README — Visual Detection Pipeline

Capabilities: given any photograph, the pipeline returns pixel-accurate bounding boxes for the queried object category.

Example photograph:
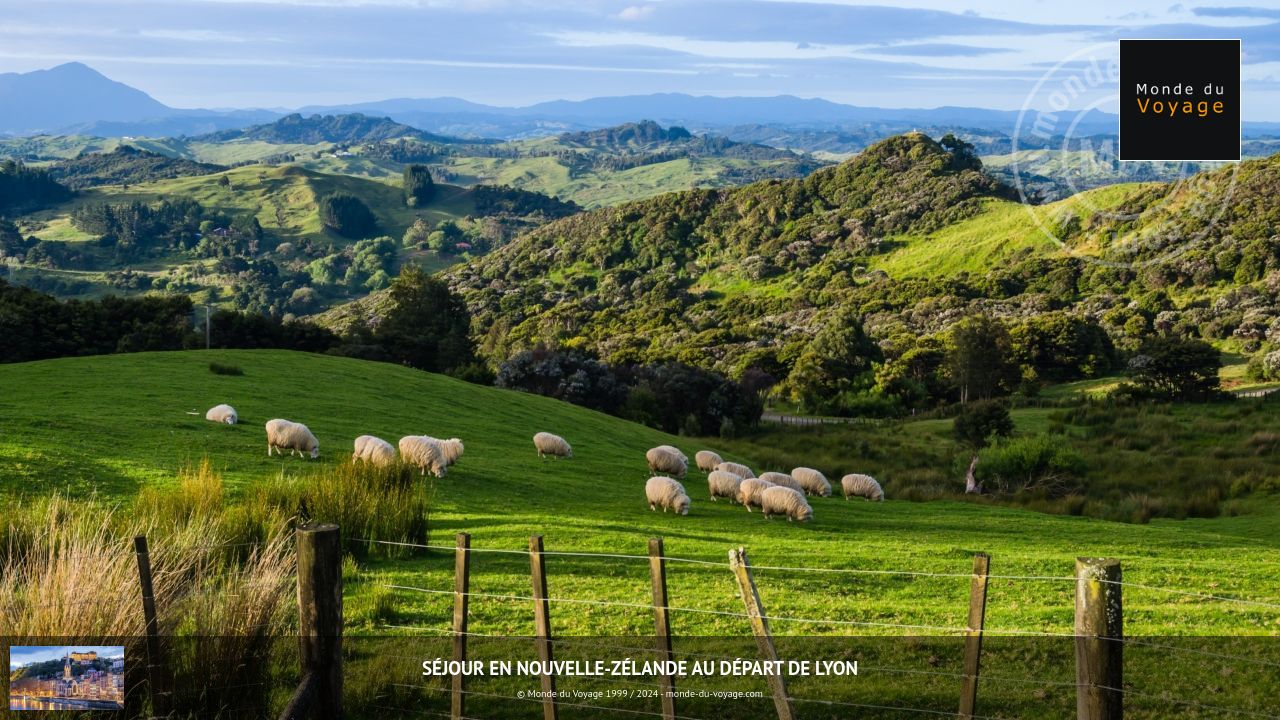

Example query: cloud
[618,5,654,21]
[868,43,1015,57]
[1192,6,1280,19]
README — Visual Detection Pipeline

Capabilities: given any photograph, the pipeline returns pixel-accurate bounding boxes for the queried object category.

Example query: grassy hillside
[1,349,1278,645]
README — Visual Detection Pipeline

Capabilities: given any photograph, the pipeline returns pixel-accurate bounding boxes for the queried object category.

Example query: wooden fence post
[295,523,343,720]
[958,552,990,719]
[729,547,795,720]
[648,538,677,720]
[452,533,471,720]
[1075,558,1122,720]
[134,535,169,717]
[529,535,558,720]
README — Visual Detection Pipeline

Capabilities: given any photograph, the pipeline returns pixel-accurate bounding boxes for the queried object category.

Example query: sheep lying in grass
[533,432,573,459]
[265,419,319,459]
[737,477,776,512]
[206,404,238,425]
[645,476,691,515]
[353,435,396,467]
[695,450,723,473]
[647,446,688,478]
[707,470,743,503]
[716,461,755,479]
[760,486,813,522]
[841,473,884,502]
[791,467,832,497]
[759,471,804,493]
[439,438,465,466]
[399,435,449,477]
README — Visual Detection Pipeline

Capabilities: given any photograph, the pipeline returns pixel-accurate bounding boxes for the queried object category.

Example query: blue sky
[9,646,125,670]
[0,1,1278,117]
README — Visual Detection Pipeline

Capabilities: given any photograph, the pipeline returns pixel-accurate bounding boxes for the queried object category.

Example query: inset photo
[9,646,125,711]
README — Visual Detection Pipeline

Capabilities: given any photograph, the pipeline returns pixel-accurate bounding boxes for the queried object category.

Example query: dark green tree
[787,307,881,412]
[1127,336,1221,401]
[403,164,435,207]
[373,265,476,372]
[944,314,1020,403]
[318,192,377,239]
[953,399,1014,493]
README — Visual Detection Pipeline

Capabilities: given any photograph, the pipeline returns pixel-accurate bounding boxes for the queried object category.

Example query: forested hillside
[447,132,1280,414]
[49,145,225,189]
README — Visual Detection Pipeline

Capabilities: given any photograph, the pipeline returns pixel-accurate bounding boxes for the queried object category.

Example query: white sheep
[265,419,319,459]
[759,471,803,493]
[439,438,465,466]
[533,432,573,459]
[656,445,689,463]
[353,435,396,467]
[760,486,813,522]
[695,450,723,473]
[399,435,448,477]
[707,470,743,503]
[791,467,832,497]
[646,446,688,478]
[645,476,691,515]
[205,404,238,425]
[737,477,776,512]
[841,473,884,502]
[716,461,756,479]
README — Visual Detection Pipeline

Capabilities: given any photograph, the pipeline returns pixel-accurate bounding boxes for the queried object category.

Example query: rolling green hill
[0,348,1277,647]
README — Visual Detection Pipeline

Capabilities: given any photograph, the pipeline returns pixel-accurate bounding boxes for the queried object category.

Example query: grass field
[1,349,1278,643]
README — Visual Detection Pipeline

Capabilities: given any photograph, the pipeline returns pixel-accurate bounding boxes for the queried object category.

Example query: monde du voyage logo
[1120,39,1241,161]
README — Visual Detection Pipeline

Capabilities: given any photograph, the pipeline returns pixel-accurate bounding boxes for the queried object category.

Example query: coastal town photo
[9,646,125,711]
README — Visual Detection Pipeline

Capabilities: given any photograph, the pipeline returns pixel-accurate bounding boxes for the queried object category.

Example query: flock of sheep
[203,407,882,524]
[641,446,883,523]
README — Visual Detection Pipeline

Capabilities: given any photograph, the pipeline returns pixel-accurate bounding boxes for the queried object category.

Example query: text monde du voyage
[422,658,860,678]
[1134,82,1230,118]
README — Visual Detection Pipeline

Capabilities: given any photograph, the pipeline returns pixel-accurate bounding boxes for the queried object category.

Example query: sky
[0,0,1278,117]
[9,646,125,670]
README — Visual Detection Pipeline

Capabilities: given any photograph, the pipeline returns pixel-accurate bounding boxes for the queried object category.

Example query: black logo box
[1119,39,1241,162]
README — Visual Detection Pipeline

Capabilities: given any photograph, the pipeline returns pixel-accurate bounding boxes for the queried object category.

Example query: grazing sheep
[399,435,449,477]
[205,404,238,425]
[695,450,723,473]
[841,474,884,502]
[737,477,776,512]
[439,438,465,466]
[707,470,743,503]
[265,419,319,459]
[759,471,803,493]
[645,476,691,515]
[760,486,814,522]
[533,432,573,459]
[646,446,688,478]
[353,435,396,467]
[716,461,756,479]
[791,467,832,497]
[656,445,689,463]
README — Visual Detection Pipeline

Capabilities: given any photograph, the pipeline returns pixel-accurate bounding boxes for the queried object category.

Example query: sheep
[439,438,465,466]
[707,470,743,503]
[716,461,756,479]
[695,450,723,473]
[265,419,319,459]
[646,446,688,478]
[399,435,449,477]
[841,473,885,502]
[760,486,813,522]
[533,432,573,459]
[656,445,689,463]
[737,477,776,512]
[205,404,238,425]
[645,476,691,515]
[791,467,832,497]
[759,471,803,493]
[353,435,396,467]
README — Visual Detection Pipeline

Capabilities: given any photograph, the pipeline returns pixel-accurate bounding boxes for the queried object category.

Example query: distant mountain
[195,113,471,145]
[61,110,283,139]
[560,120,694,148]
[0,63,173,134]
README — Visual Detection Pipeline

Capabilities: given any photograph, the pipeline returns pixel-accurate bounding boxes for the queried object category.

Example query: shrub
[318,191,378,239]
[971,435,1087,496]
[209,361,244,376]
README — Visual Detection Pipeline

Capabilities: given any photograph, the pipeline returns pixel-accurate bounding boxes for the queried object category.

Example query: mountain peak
[0,62,172,134]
